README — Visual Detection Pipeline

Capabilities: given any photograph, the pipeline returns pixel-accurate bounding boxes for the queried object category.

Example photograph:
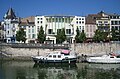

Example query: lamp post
[107,33,112,53]
[107,33,112,43]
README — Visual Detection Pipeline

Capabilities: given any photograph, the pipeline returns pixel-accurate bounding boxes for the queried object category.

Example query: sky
[0,0,120,21]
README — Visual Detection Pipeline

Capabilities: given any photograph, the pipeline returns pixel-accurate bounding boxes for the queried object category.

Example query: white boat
[32,49,77,64]
[87,53,120,64]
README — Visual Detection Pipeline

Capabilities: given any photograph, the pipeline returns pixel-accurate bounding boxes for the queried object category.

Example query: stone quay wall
[72,43,120,56]
[1,43,120,60]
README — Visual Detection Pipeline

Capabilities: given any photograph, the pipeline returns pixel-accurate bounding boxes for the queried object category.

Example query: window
[29,29,31,33]
[82,26,84,30]
[65,18,67,23]
[110,56,114,58]
[82,18,84,20]
[79,26,81,30]
[48,29,53,34]
[53,55,56,58]
[24,26,26,29]
[58,55,61,58]
[55,18,58,22]
[32,34,35,38]
[82,21,84,24]
[98,21,102,23]
[111,21,114,25]
[79,21,81,24]
[37,18,39,20]
[115,26,118,30]
[37,21,39,24]
[76,18,78,20]
[76,21,78,24]
[66,29,71,34]
[37,26,39,32]
[49,55,52,58]
[41,18,42,20]
[79,18,81,20]
[52,18,55,22]
[40,21,42,23]
[104,21,108,24]
[62,18,64,22]
[7,31,9,34]
[32,29,34,33]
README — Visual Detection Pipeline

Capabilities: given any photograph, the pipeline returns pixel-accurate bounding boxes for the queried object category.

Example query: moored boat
[32,49,77,64]
[87,53,120,64]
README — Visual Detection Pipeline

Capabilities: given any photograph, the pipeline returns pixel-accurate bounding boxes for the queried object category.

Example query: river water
[0,61,120,79]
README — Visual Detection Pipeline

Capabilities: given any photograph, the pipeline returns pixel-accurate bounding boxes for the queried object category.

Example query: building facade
[110,14,120,31]
[2,8,120,43]
[35,15,85,43]
[2,8,19,43]
[96,11,110,32]
[0,22,4,41]
[85,14,97,39]
[19,16,36,43]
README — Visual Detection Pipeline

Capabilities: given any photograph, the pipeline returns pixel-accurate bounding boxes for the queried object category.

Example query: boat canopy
[61,50,70,54]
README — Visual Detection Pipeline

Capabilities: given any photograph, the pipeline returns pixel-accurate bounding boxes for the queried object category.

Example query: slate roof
[5,8,16,19]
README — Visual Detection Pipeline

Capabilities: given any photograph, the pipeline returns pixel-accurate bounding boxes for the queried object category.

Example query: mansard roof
[19,16,35,26]
[4,8,16,19]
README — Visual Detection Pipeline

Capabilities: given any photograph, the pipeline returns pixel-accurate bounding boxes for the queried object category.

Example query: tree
[79,30,86,43]
[75,27,86,43]
[111,28,120,41]
[93,30,102,42]
[16,28,26,43]
[56,28,66,44]
[93,29,109,42]
[37,26,46,43]
[75,27,80,43]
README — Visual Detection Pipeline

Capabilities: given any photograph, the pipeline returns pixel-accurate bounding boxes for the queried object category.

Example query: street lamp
[107,33,112,43]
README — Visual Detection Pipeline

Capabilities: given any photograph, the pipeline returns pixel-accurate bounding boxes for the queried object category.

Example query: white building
[2,8,19,43]
[35,15,85,44]
[19,16,36,43]
[110,14,120,31]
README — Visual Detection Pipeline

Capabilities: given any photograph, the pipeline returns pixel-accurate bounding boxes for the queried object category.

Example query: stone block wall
[1,43,120,57]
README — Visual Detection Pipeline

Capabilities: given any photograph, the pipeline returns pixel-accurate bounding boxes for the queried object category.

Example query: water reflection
[0,61,120,79]
[33,63,77,79]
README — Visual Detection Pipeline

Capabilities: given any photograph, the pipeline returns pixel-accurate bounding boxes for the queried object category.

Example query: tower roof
[4,8,16,19]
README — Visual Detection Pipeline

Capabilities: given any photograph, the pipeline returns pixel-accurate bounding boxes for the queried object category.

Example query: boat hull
[87,58,120,64]
[32,57,77,64]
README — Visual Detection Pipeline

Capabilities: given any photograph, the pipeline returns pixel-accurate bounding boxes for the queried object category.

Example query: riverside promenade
[0,42,120,60]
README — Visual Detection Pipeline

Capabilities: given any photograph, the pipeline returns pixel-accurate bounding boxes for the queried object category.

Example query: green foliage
[56,28,66,44]
[111,28,120,41]
[79,30,86,42]
[93,30,109,42]
[16,28,26,43]
[37,26,46,43]
[75,27,86,43]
